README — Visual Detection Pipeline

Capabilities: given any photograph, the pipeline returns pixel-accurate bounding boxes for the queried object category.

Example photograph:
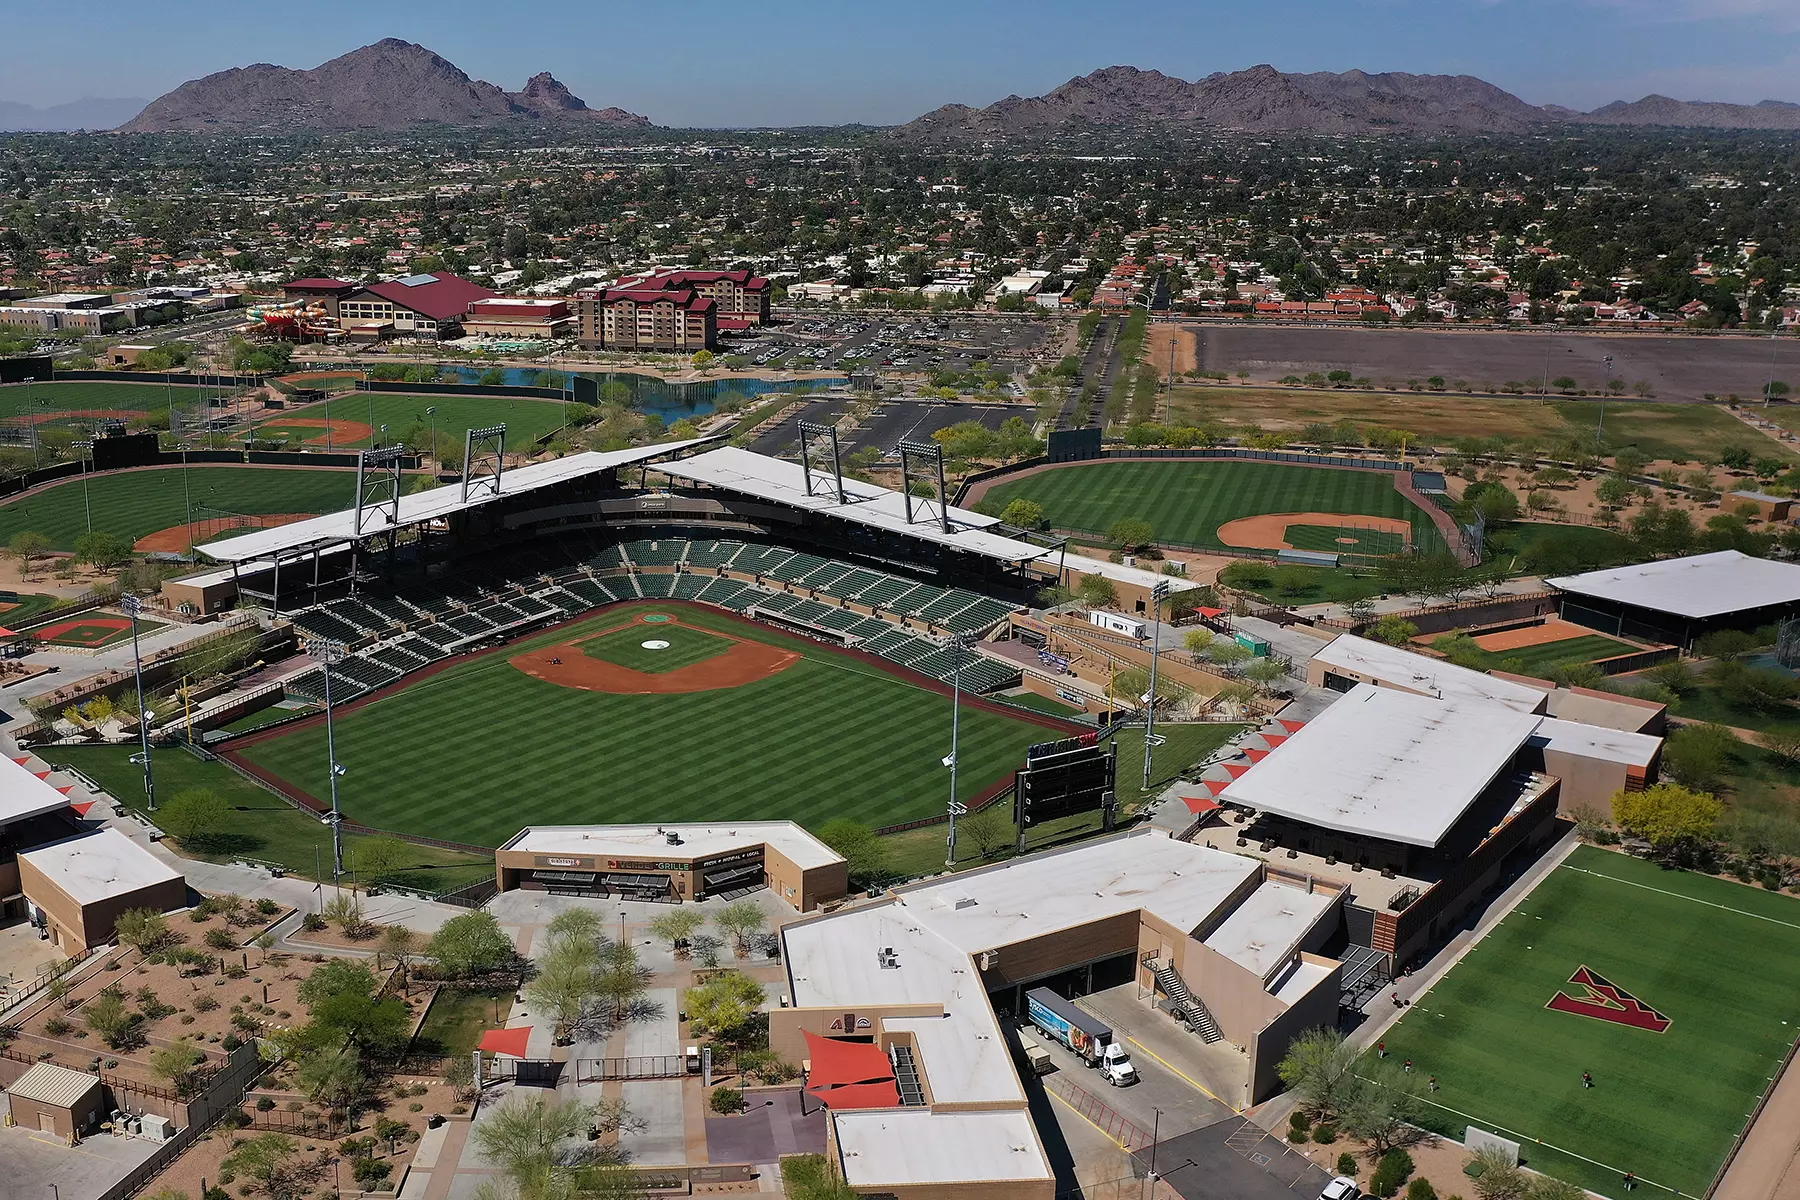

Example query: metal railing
[1043,1071,1154,1151]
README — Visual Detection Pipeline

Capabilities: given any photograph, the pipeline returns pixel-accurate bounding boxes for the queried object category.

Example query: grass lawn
[217,703,319,734]
[1453,632,1639,676]
[414,986,513,1058]
[45,744,494,892]
[992,691,1088,718]
[0,380,230,420]
[0,465,361,550]
[1218,561,1388,605]
[0,591,61,626]
[982,460,1437,552]
[285,392,572,449]
[1667,685,1800,738]
[1283,523,1408,557]
[579,621,732,673]
[234,602,1067,846]
[1384,845,1800,1196]
[877,722,1244,880]
[1549,400,1789,464]
[1483,522,1641,575]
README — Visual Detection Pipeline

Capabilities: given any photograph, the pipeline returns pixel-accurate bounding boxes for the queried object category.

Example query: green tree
[715,900,767,956]
[1662,722,1738,792]
[691,350,715,369]
[113,907,173,956]
[472,1094,634,1200]
[1077,573,1119,608]
[1107,516,1156,551]
[1338,1057,1425,1155]
[1467,1147,1528,1200]
[998,498,1047,530]
[427,911,518,979]
[1183,628,1215,654]
[84,987,143,1049]
[1612,781,1724,855]
[7,530,50,571]
[352,836,411,882]
[158,788,233,851]
[595,938,651,1020]
[817,818,889,886]
[1276,1027,1360,1120]
[686,970,767,1044]
[223,1134,317,1200]
[959,803,1014,859]
[648,909,705,955]
[1367,616,1420,647]
[74,530,133,569]
[293,1043,367,1109]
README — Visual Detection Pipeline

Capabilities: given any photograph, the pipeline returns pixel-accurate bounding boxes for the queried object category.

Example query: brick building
[613,268,771,328]
[574,285,716,351]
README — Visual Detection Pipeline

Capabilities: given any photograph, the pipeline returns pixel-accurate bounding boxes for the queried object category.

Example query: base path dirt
[1146,323,1197,376]
[1472,618,1595,652]
[255,416,375,445]
[135,512,316,553]
[1215,510,1413,552]
[511,614,801,694]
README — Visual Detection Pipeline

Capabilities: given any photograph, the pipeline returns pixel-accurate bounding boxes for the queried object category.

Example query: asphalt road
[1184,323,1794,400]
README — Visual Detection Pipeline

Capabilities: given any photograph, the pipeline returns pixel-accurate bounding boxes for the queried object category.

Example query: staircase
[1145,955,1223,1043]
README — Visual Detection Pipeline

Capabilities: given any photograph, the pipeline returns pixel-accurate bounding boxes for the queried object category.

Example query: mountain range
[0,96,147,132]
[118,39,650,133]
[897,64,1800,139]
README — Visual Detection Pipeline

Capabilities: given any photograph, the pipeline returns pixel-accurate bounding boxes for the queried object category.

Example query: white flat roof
[655,445,1059,567]
[201,440,710,563]
[21,828,183,906]
[0,756,73,826]
[1314,634,1548,713]
[1202,881,1337,982]
[834,1109,1051,1188]
[1547,550,1800,620]
[1530,716,1662,768]
[501,822,843,870]
[1222,685,1543,848]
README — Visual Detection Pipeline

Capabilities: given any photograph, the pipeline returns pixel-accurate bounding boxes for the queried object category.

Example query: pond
[434,366,848,422]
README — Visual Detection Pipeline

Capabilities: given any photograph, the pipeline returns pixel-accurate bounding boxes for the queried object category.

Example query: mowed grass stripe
[287,393,571,448]
[1384,845,1800,1195]
[0,380,228,419]
[239,603,1055,843]
[0,465,365,550]
[983,460,1434,551]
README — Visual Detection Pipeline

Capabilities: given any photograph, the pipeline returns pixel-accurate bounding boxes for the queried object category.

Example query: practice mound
[1216,511,1414,553]
[35,615,149,648]
[253,417,374,446]
[511,612,799,694]
[135,513,316,553]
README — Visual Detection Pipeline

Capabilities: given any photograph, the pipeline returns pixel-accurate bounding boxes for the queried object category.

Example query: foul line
[1413,1092,1680,1196]
[1563,864,1800,932]
[1125,1036,1242,1113]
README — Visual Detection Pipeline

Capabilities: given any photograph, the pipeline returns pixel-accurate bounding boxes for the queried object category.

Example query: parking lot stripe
[1125,1035,1242,1112]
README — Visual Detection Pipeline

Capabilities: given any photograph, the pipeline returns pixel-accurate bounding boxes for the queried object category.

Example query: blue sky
[6,0,1798,126]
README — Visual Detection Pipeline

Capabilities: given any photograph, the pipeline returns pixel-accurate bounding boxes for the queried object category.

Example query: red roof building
[281,277,357,318]
[338,273,497,339]
[574,286,716,353]
[614,268,770,325]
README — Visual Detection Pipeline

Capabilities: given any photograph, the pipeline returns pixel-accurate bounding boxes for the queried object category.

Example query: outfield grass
[235,602,1066,845]
[46,745,494,892]
[1218,560,1388,605]
[0,380,231,420]
[1385,845,1800,1196]
[286,392,572,449]
[0,465,361,550]
[1483,522,1641,575]
[0,591,60,625]
[982,460,1437,552]
[1456,632,1639,676]
[580,622,731,673]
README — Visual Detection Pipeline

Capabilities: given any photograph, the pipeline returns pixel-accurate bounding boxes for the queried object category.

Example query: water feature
[433,365,847,422]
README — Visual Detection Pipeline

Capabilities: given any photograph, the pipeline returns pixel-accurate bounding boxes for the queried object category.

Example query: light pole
[1143,581,1169,791]
[312,638,349,883]
[944,632,968,868]
[73,439,93,534]
[179,440,195,558]
[20,377,35,467]
[1766,333,1780,408]
[1599,354,1613,444]
[121,594,155,812]
[1147,1107,1162,1181]
[426,406,438,467]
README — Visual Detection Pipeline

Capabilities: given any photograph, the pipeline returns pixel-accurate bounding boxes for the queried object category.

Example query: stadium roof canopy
[1220,683,1543,848]
[654,446,1057,566]
[1546,550,1800,620]
[200,440,711,564]
[0,755,71,827]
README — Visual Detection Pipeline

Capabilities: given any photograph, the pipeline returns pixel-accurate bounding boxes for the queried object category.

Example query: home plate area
[508,612,800,694]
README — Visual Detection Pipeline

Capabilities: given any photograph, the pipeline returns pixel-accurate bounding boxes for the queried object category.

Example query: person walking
[1403,1059,1413,1074]
[1428,1075,1437,1092]
[1377,1041,1387,1059]
[1582,1071,1593,1089]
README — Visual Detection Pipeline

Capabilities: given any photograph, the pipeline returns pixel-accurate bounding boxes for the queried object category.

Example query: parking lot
[750,397,1027,459]
[728,313,1057,380]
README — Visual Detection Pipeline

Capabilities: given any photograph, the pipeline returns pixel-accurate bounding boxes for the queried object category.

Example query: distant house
[337,272,497,340]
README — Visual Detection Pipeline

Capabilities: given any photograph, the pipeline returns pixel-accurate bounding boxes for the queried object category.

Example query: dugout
[1547,550,1800,649]
[496,823,848,911]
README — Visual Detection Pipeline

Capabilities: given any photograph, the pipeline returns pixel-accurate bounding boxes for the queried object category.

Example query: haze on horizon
[1,0,1797,129]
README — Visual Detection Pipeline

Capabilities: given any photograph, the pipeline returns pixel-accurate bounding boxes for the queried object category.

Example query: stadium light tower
[312,638,349,883]
[944,632,970,868]
[1143,581,1170,791]
[73,439,93,534]
[121,594,155,812]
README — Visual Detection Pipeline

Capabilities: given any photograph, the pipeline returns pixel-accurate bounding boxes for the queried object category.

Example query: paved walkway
[1715,1047,1800,1200]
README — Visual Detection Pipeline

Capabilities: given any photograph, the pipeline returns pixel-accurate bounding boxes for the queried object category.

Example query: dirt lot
[1178,323,1799,401]
[1147,323,1198,377]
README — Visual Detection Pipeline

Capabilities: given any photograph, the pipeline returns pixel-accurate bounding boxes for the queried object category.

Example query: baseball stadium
[174,433,1166,873]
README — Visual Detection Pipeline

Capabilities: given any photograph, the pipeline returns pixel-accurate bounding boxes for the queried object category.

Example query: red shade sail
[803,1031,895,1088]
[810,1079,902,1110]
[1223,763,1253,778]
[1243,748,1271,763]
[1278,719,1308,733]
[478,1026,532,1058]
[1201,779,1232,796]
[1260,733,1289,748]
[1181,795,1222,815]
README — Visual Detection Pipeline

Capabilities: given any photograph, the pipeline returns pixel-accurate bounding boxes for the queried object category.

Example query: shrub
[1338,1153,1358,1177]
[353,1159,392,1187]
[1290,1110,1311,1133]
[710,1086,745,1115]
[1370,1147,1415,1197]
[1313,1123,1337,1144]
[44,1015,72,1037]
[1405,1179,1437,1200]
[256,1097,276,1111]
[205,928,237,950]
[301,913,327,933]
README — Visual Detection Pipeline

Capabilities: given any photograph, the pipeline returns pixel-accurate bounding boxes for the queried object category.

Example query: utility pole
[1143,581,1169,791]
[1766,333,1780,408]
[944,633,968,868]
[121,595,155,812]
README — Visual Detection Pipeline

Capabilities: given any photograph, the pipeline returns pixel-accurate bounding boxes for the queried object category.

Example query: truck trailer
[1026,987,1137,1085]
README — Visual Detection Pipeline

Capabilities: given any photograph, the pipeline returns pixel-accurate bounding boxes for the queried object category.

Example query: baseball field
[0,380,234,422]
[1383,846,1800,1196]
[269,392,573,449]
[975,459,1442,553]
[0,465,363,550]
[230,602,1067,846]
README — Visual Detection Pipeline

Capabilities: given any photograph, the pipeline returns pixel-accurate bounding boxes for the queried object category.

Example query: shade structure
[1201,779,1231,797]
[1196,607,1225,618]
[803,1030,895,1088]
[1181,794,1222,815]
[1243,748,1271,763]
[1277,719,1308,733]
[1260,733,1289,748]
[1223,762,1253,779]
[810,1079,902,1110]
[478,1026,533,1058]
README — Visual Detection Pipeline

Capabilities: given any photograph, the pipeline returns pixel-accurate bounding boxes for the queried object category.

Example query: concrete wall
[1539,748,1629,819]
[1248,954,1343,1103]
[767,1003,944,1065]
[980,911,1141,990]
[763,844,849,913]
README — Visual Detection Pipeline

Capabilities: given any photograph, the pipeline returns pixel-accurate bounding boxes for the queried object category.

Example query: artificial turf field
[232,601,1066,846]
[35,615,158,648]
[1462,633,1639,676]
[0,465,366,550]
[979,460,1440,552]
[1383,845,1800,1196]
[279,392,572,448]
